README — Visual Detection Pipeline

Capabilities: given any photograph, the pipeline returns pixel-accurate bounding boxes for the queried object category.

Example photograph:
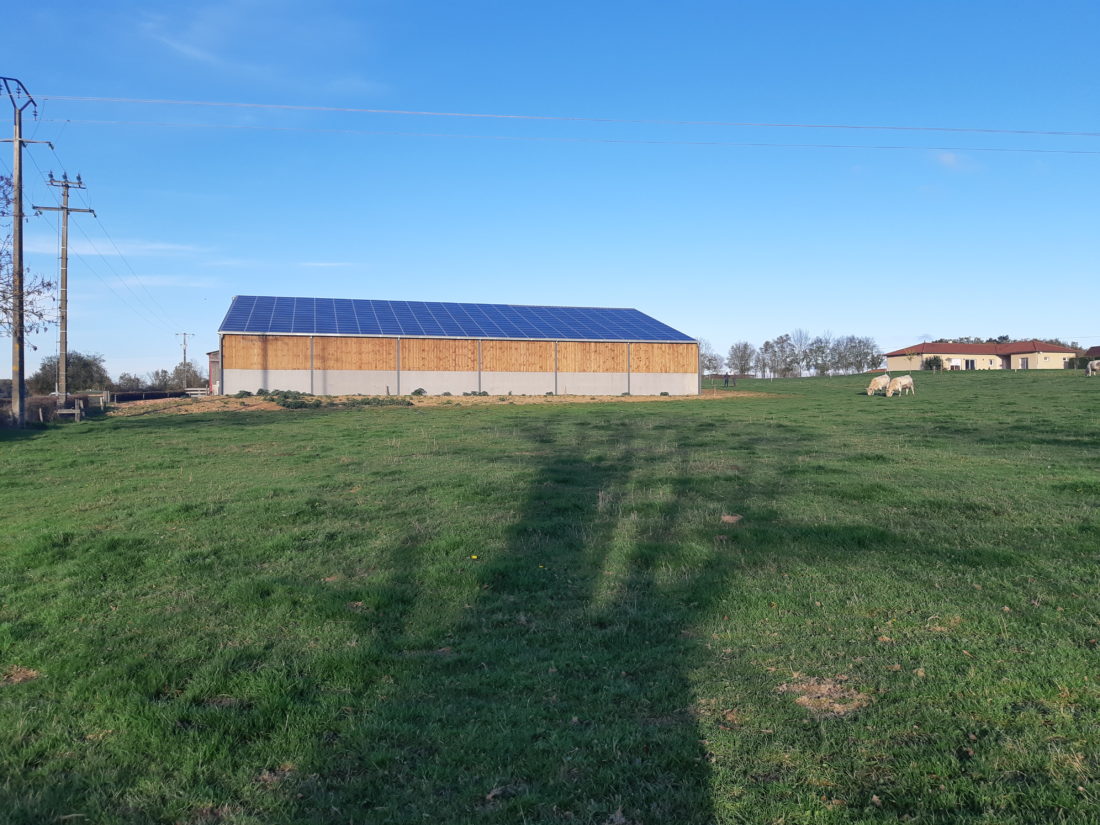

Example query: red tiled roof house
[885,340,1077,372]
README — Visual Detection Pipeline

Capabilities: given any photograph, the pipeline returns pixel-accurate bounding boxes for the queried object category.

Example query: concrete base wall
[223,368,699,396]
[630,372,699,396]
[223,368,312,394]
[557,372,629,396]
[314,370,399,396]
[399,371,480,396]
[481,371,555,395]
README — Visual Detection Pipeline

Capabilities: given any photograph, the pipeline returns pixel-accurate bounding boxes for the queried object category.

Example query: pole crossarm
[32,205,95,215]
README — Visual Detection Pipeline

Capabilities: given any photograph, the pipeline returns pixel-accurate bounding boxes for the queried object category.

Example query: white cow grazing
[1087,360,1100,377]
[886,375,915,397]
[866,373,890,395]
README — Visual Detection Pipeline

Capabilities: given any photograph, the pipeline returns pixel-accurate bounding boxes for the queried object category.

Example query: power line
[28,199,167,333]
[24,154,174,332]
[37,118,1100,157]
[25,148,179,329]
[47,143,180,328]
[36,94,1100,138]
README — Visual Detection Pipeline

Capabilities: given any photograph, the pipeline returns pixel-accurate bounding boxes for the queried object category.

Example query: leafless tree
[790,328,812,376]
[726,341,757,375]
[697,338,724,374]
[1,175,55,336]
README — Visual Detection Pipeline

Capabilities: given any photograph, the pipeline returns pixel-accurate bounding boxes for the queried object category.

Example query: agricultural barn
[217,296,700,396]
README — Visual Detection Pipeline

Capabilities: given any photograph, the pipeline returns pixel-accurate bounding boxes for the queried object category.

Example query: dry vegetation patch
[777,675,871,718]
[108,396,283,417]
[1,665,40,686]
[107,391,777,417]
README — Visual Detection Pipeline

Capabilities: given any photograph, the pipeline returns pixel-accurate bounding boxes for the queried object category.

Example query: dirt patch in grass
[108,397,283,417]
[1,665,40,686]
[777,675,871,718]
[256,763,296,786]
[107,391,778,418]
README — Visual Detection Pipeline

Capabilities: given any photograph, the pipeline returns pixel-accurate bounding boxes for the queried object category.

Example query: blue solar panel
[218,296,694,342]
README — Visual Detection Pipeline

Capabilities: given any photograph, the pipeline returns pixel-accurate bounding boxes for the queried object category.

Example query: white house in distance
[885,340,1078,372]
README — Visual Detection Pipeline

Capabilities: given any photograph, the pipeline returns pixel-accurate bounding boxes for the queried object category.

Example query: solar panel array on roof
[219,296,694,342]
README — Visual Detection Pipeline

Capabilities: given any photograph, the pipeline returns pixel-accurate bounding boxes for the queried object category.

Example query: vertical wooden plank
[401,338,478,371]
[480,340,555,372]
[313,337,397,370]
[557,341,628,372]
[630,342,699,373]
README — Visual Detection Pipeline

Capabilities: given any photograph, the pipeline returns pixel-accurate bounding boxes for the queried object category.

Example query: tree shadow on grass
[280,415,747,824]
[10,406,1093,823]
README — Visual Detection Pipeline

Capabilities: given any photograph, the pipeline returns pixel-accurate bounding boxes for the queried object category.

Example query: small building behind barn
[207,350,221,395]
[217,296,699,396]
[885,340,1078,372]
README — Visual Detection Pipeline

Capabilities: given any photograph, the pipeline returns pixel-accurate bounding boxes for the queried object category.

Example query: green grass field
[2,371,1098,824]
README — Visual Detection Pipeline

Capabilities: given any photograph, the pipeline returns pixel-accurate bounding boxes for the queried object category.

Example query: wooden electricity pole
[33,173,94,401]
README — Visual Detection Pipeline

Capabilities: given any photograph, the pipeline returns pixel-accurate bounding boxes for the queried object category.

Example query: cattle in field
[1087,360,1100,377]
[886,375,915,396]
[866,374,890,395]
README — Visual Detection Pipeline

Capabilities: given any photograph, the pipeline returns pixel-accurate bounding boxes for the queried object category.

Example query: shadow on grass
[0,422,56,443]
[278,416,743,824]
[8,405,1093,823]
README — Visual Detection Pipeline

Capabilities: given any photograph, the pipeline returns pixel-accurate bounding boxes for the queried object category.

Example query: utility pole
[2,77,51,426]
[33,173,94,402]
[177,332,194,368]
[2,78,35,426]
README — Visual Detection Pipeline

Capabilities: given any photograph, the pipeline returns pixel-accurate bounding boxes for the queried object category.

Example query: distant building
[207,351,221,395]
[885,340,1077,372]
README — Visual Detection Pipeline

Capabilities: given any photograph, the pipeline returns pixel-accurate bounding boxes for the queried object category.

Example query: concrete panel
[223,368,311,394]
[314,370,399,396]
[479,371,555,396]
[400,371,481,396]
[224,368,699,397]
[556,372,629,396]
[629,372,699,396]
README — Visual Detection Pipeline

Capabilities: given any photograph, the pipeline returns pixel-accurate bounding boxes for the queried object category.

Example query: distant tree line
[20,350,207,395]
[700,330,883,378]
[932,335,1080,348]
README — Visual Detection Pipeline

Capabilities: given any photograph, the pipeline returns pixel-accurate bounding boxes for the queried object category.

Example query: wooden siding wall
[401,338,478,372]
[481,340,555,372]
[224,336,697,375]
[223,335,309,370]
[314,336,396,370]
[558,342,628,373]
[631,342,698,374]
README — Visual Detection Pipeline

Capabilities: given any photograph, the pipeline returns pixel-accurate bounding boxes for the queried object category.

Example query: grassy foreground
[1,371,1098,824]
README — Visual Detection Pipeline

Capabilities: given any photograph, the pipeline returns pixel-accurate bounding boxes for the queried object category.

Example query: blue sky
[4,0,1099,378]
